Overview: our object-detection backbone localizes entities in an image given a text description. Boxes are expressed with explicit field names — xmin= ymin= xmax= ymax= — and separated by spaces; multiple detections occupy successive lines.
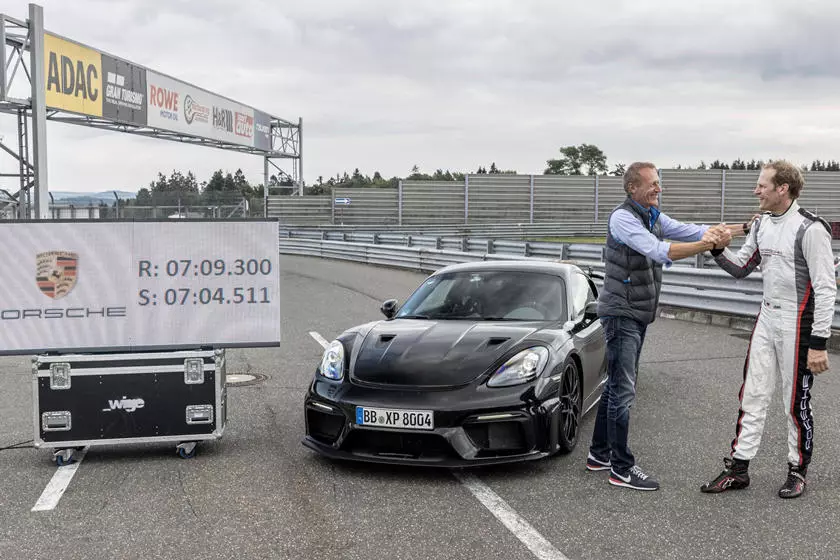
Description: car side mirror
xmin=583 ymin=301 xmax=598 ymax=321
xmin=380 ymin=299 xmax=399 ymax=319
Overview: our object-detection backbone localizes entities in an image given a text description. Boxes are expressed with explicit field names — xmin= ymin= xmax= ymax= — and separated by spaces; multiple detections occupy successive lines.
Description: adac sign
xmin=44 ymin=33 xmax=102 ymax=117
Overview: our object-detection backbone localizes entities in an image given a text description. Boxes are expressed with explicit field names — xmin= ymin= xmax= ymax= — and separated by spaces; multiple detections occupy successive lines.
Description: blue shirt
xmin=609 ymin=200 xmax=709 ymax=266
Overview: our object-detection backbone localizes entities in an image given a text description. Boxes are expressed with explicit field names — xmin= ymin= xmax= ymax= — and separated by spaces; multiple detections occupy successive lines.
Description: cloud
xmin=2 ymin=0 xmax=840 ymax=193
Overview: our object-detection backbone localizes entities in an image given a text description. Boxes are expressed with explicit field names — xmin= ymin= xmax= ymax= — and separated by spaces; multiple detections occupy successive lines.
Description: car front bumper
xmin=302 ymin=378 xmax=563 ymax=467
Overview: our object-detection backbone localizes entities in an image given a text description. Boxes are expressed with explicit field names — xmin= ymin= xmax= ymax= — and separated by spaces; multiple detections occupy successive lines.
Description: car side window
xmin=409 ymin=278 xmax=455 ymax=315
xmin=569 ymin=272 xmax=593 ymax=320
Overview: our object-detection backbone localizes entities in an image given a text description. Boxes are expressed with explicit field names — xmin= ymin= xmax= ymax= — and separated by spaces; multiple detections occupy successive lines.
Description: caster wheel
xmin=54 ymin=449 xmax=75 ymax=467
xmin=178 ymin=446 xmax=197 ymax=459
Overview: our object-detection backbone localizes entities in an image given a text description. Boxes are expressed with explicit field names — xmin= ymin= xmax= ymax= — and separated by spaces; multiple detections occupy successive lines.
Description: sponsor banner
xmin=41 ymin=33 xmax=273 ymax=151
xmin=44 ymin=33 xmax=103 ymax=117
xmin=0 ymin=221 xmax=281 ymax=355
xmin=254 ymin=110 xmax=272 ymax=152
xmin=101 ymin=54 xmax=147 ymax=126
xmin=147 ymin=71 xmax=256 ymax=148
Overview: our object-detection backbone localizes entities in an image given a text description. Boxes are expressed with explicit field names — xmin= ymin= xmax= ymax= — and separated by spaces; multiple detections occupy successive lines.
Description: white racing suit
xmin=712 ymin=201 xmax=837 ymax=468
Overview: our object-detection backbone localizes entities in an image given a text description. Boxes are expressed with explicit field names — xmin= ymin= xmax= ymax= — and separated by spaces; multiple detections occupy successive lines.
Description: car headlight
xmin=487 ymin=347 xmax=550 ymax=388
xmin=319 ymin=340 xmax=345 ymax=380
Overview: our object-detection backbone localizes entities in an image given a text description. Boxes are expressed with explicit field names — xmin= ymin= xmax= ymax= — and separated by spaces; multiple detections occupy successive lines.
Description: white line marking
xmin=309 ymin=328 xmax=564 ymax=557
xmin=32 ymin=447 xmax=89 ymax=512
xmin=452 ymin=471 xmax=569 ymax=560
xmin=309 ymin=331 xmax=330 ymax=349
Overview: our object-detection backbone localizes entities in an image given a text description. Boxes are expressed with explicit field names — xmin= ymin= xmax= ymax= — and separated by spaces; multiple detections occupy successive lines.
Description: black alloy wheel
xmin=556 ymin=360 xmax=582 ymax=453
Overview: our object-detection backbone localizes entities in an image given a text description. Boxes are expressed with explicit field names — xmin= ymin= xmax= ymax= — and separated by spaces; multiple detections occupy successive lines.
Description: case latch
xmin=184 ymin=358 xmax=205 ymax=385
xmin=50 ymin=362 xmax=71 ymax=390
xmin=185 ymin=405 xmax=214 ymax=425
xmin=42 ymin=411 xmax=72 ymax=431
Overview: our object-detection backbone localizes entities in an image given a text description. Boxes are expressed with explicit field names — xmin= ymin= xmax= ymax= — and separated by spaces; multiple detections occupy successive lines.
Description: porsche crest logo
xmin=36 ymin=251 xmax=78 ymax=299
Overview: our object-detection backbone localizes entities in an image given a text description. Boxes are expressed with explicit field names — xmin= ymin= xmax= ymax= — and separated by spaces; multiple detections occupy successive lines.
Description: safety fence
xmin=268 ymin=170 xmax=840 ymax=228
xmin=278 ymin=234 xmax=840 ymax=330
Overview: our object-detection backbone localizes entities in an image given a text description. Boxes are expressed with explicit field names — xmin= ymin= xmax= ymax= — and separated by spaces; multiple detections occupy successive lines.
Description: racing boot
xmin=700 ymin=457 xmax=750 ymax=493
xmin=778 ymin=463 xmax=807 ymax=499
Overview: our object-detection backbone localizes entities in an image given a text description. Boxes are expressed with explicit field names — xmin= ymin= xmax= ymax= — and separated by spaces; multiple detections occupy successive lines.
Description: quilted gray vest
xmin=597 ymin=197 xmax=664 ymax=324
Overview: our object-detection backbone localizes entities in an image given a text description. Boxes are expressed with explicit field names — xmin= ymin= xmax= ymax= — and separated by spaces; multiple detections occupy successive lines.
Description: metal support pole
xmin=464 ymin=175 xmax=469 ymax=224
xmin=29 ymin=3 xmax=48 ymax=219
xmin=398 ymin=180 xmax=403 ymax=226
xmin=529 ymin=174 xmax=534 ymax=224
xmin=657 ymin=168 xmax=663 ymax=208
xmin=0 ymin=17 xmax=7 ymax=101
xmin=594 ymin=174 xmax=600 ymax=222
xmin=720 ymin=169 xmax=726 ymax=223
xmin=263 ymin=156 xmax=269 ymax=218
xmin=297 ymin=117 xmax=304 ymax=196
xmin=17 ymin=109 xmax=28 ymax=219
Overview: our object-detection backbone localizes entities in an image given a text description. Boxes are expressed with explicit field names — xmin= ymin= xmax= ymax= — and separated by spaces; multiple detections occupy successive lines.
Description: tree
xmin=233 ymin=168 xmax=251 ymax=195
xmin=146 ymin=170 xmax=199 ymax=206
xmin=544 ymin=143 xmax=607 ymax=175
xmin=203 ymin=169 xmax=239 ymax=205
xmin=136 ymin=187 xmax=152 ymax=205
xmin=545 ymin=145 xmax=581 ymax=175
xmin=580 ymin=144 xmax=608 ymax=175
xmin=149 ymin=172 xmax=168 ymax=193
xmin=610 ymin=163 xmax=626 ymax=177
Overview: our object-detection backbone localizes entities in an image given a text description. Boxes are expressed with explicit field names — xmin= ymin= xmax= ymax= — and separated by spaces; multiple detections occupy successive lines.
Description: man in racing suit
xmin=701 ymin=160 xmax=837 ymax=499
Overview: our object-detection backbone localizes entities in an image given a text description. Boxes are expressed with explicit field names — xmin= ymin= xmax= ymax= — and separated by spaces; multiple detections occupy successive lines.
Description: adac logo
xmin=36 ymin=251 xmax=78 ymax=299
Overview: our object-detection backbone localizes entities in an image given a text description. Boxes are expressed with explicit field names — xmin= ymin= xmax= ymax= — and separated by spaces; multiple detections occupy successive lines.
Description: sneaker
xmin=700 ymin=458 xmax=750 ymax=494
xmin=586 ymin=452 xmax=611 ymax=472
xmin=778 ymin=465 xmax=807 ymax=499
xmin=608 ymin=465 xmax=659 ymax=491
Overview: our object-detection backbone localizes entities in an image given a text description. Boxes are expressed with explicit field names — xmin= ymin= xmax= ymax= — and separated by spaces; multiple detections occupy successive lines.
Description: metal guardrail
xmin=281 ymin=230 xmax=716 ymax=267
xmin=279 ymin=235 xmax=840 ymax=330
xmin=280 ymin=221 xmax=608 ymax=239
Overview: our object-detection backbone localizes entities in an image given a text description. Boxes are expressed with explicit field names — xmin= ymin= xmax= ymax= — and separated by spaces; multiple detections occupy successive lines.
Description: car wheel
xmin=556 ymin=359 xmax=582 ymax=453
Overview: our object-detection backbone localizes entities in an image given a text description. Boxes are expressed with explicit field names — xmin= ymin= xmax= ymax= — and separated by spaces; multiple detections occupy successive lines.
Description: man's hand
xmin=808 ymin=349 xmax=830 ymax=374
xmin=702 ymin=225 xmax=732 ymax=249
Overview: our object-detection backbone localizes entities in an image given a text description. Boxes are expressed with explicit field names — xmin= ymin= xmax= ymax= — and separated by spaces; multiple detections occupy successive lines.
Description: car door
xmin=567 ymin=271 xmax=606 ymax=395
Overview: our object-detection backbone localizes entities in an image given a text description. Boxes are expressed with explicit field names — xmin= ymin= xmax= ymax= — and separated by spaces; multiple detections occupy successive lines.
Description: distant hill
xmin=50 ymin=191 xmax=137 ymax=204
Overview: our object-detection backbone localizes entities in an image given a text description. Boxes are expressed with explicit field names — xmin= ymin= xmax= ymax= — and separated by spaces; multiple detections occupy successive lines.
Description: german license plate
xmin=355 ymin=407 xmax=434 ymax=430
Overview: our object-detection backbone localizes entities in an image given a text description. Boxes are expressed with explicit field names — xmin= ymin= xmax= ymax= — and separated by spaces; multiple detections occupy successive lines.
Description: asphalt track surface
xmin=1 ymin=254 xmax=839 ymax=560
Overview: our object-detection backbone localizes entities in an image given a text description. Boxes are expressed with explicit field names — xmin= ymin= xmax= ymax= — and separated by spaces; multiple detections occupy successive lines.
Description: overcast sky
xmin=2 ymin=0 xmax=840 ymax=193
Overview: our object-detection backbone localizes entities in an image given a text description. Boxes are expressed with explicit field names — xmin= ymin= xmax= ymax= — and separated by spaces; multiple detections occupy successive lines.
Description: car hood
xmin=350 ymin=319 xmax=546 ymax=388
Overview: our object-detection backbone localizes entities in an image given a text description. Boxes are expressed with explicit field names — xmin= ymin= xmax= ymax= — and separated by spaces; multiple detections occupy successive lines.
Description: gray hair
xmin=623 ymin=162 xmax=657 ymax=193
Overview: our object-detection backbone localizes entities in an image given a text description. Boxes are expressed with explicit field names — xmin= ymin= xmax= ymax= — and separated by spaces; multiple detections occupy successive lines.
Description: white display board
xmin=0 ymin=220 xmax=280 ymax=355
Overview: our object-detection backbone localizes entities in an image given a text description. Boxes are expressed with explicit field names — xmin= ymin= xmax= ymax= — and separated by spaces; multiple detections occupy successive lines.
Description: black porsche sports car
xmin=303 ymin=260 xmax=607 ymax=466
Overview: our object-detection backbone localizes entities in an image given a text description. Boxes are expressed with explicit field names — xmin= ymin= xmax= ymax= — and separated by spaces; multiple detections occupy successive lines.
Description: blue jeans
xmin=589 ymin=316 xmax=647 ymax=476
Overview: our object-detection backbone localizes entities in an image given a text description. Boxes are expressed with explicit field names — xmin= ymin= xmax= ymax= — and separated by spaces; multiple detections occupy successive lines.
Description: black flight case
xmin=32 ymin=349 xmax=227 ymax=465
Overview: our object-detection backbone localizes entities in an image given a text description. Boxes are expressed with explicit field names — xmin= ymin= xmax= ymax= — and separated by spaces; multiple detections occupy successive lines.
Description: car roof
xmin=432 ymin=259 xmax=585 ymax=279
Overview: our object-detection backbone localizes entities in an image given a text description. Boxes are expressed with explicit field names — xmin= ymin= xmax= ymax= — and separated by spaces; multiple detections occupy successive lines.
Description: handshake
xmin=701 ymin=214 xmax=759 ymax=250
xmin=702 ymin=224 xmax=734 ymax=250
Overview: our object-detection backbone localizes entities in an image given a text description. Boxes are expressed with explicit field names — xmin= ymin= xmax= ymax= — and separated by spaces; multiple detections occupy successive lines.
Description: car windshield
xmin=396 ymin=270 xmax=567 ymax=321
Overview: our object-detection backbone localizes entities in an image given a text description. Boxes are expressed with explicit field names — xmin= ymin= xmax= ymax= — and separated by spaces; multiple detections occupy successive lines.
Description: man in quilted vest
xmin=587 ymin=162 xmax=732 ymax=491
